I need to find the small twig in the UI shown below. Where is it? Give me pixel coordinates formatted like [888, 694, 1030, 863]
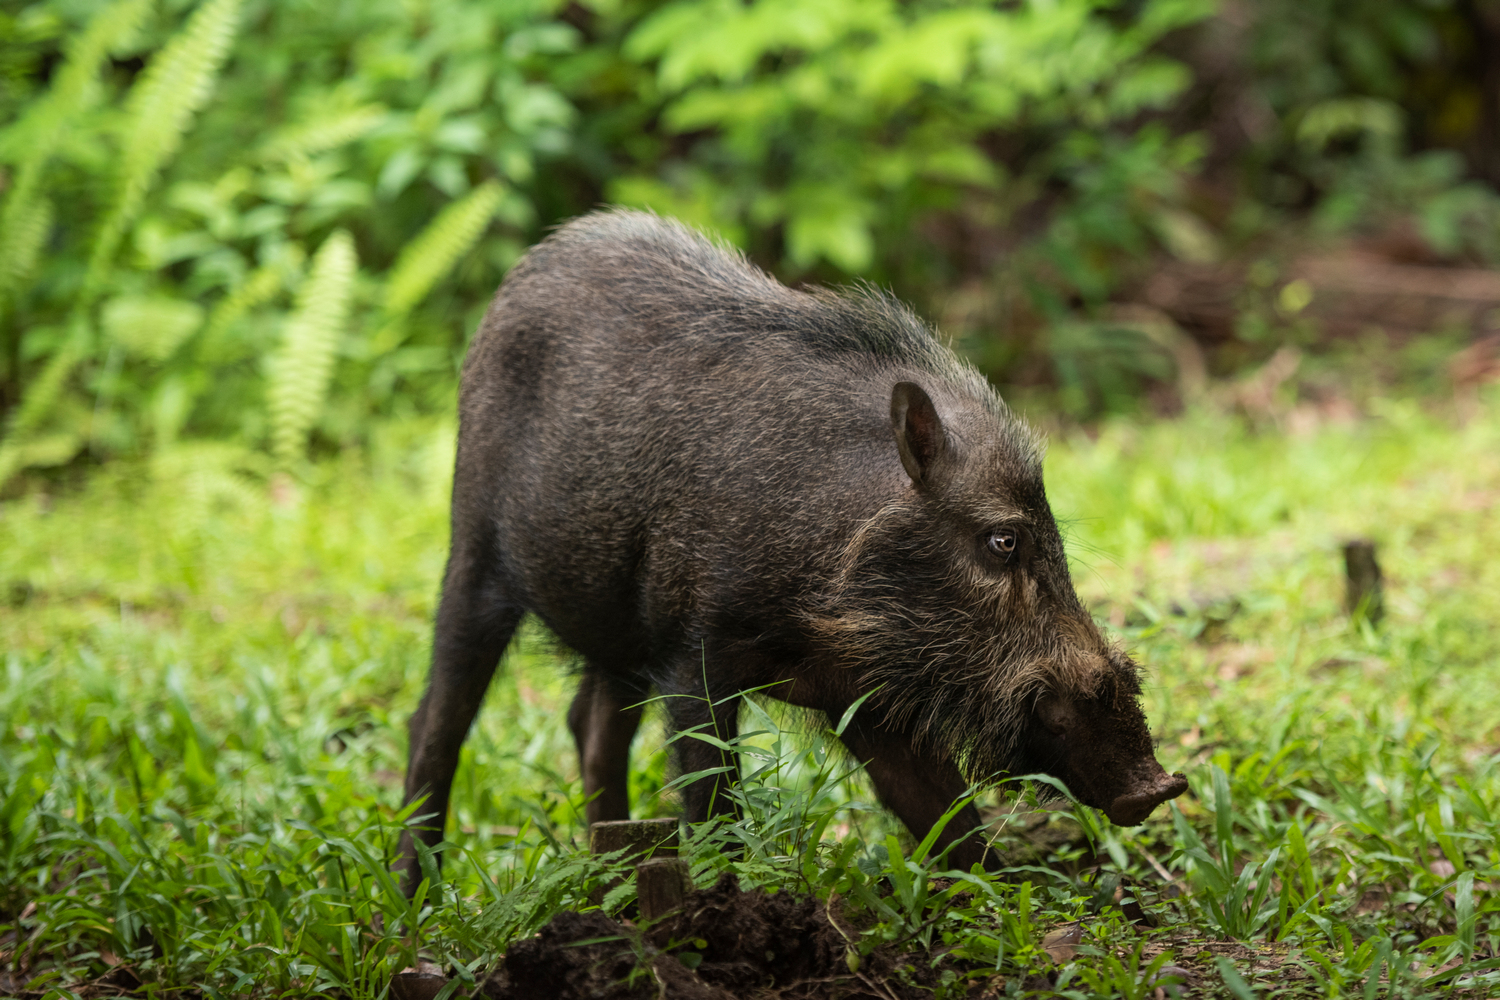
[1138, 843, 1187, 896]
[857, 968, 903, 1000]
[822, 896, 900, 1000]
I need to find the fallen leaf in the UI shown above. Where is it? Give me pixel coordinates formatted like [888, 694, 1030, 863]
[1042, 923, 1083, 964]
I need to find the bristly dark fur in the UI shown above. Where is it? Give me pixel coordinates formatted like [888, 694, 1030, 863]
[512, 210, 1041, 453]
[397, 209, 1183, 885]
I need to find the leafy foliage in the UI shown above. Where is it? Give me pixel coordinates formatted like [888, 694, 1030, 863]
[609, 0, 1212, 286]
[0, 0, 570, 480]
[3, 0, 1499, 476]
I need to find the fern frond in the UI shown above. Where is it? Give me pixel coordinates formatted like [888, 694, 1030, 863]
[0, 196, 52, 315]
[259, 104, 389, 163]
[83, 0, 245, 305]
[382, 180, 504, 319]
[198, 254, 298, 358]
[0, 0, 152, 164]
[267, 230, 357, 467]
[0, 316, 92, 485]
[150, 441, 265, 515]
[0, 0, 150, 314]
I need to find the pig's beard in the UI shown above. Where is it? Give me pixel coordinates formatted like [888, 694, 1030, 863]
[802, 503, 1124, 785]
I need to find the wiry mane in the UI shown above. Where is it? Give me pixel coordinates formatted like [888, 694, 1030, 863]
[524, 209, 1041, 464]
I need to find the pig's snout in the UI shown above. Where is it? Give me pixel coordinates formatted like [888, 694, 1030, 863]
[1105, 768, 1189, 826]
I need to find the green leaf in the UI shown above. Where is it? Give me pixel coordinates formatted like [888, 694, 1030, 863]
[101, 296, 205, 362]
[1215, 956, 1259, 1000]
[1212, 765, 1234, 864]
[832, 686, 881, 738]
[784, 188, 873, 273]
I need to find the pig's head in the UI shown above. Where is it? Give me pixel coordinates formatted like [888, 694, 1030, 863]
[807, 378, 1187, 825]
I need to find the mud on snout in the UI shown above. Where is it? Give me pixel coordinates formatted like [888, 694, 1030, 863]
[1021, 666, 1188, 825]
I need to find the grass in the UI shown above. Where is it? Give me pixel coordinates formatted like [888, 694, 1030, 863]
[2, 390, 1499, 998]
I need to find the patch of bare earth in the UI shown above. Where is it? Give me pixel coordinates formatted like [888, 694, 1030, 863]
[479, 874, 1052, 1000]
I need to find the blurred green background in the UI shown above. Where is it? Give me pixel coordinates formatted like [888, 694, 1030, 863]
[4, 0, 1500, 482]
[7, 3, 1500, 994]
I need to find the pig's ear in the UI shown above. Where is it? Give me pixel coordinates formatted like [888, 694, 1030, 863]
[890, 381, 948, 487]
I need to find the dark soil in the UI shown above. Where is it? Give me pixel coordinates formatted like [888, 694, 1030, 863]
[480, 874, 1045, 1000]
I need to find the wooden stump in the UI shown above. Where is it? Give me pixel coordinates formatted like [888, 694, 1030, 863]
[588, 818, 679, 860]
[636, 857, 692, 921]
[588, 818, 681, 908]
[1343, 539, 1384, 624]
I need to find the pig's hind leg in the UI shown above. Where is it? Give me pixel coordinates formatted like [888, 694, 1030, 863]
[398, 529, 522, 893]
[568, 669, 646, 826]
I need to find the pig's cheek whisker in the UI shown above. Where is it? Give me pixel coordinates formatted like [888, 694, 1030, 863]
[1020, 575, 1041, 610]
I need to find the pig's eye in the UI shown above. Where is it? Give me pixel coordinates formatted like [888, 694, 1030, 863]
[986, 530, 1018, 558]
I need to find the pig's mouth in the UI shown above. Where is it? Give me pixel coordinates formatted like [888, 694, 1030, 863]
[1100, 768, 1189, 826]
[1012, 692, 1190, 827]
[1009, 739, 1190, 827]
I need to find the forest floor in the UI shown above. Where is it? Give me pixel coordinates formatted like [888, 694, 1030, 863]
[3, 380, 1500, 998]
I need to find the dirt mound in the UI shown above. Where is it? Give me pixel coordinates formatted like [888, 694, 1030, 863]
[659, 872, 851, 993]
[487, 909, 644, 999]
[481, 874, 1024, 999]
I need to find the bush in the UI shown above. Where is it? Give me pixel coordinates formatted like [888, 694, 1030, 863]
[0, 0, 574, 480]
[3, 0, 1499, 480]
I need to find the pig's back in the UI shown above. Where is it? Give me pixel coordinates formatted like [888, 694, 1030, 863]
[456, 211, 996, 669]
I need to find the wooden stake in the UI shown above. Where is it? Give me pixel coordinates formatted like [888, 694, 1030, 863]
[588, 818, 679, 860]
[636, 857, 691, 921]
[1343, 539, 1383, 625]
[587, 818, 681, 909]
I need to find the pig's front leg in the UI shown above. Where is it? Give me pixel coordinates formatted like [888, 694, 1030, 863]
[837, 724, 993, 871]
[662, 659, 743, 825]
